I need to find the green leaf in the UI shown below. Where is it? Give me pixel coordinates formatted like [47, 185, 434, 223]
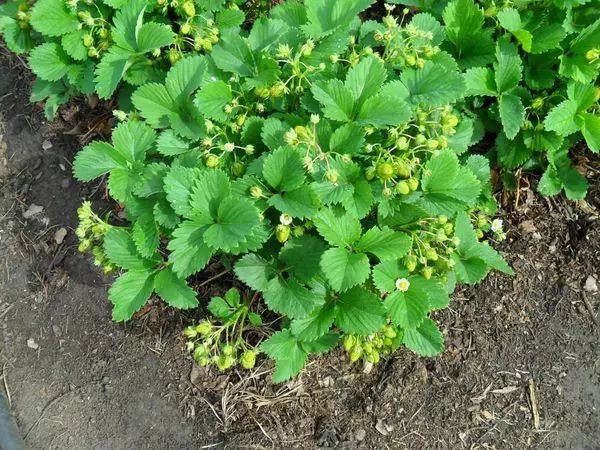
[208, 296, 234, 320]
[167, 219, 213, 278]
[73, 141, 126, 181]
[400, 62, 465, 107]
[494, 39, 522, 93]
[248, 17, 289, 52]
[30, 0, 78, 37]
[194, 80, 233, 123]
[544, 100, 579, 136]
[164, 166, 200, 218]
[61, 30, 88, 61]
[132, 209, 160, 258]
[189, 170, 231, 218]
[498, 93, 525, 140]
[165, 55, 208, 102]
[357, 94, 411, 127]
[328, 123, 365, 155]
[211, 33, 255, 77]
[579, 113, 600, 153]
[234, 253, 275, 291]
[334, 287, 386, 335]
[203, 198, 261, 251]
[320, 247, 370, 291]
[154, 267, 198, 309]
[402, 318, 443, 356]
[264, 277, 323, 319]
[29, 43, 73, 82]
[464, 67, 497, 96]
[384, 288, 429, 328]
[268, 185, 320, 219]
[345, 56, 386, 105]
[111, 120, 156, 162]
[355, 227, 411, 261]
[131, 82, 175, 127]
[135, 22, 174, 53]
[372, 259, 407, 293]
[156, 130, 190, 156]
[303, 0, 373, 38]
[290, 303, 337, 341]
[314, 208, 362, 247]
[311, 79, 355, 122]
[109, 270, 155, 322]
[104, 228, 156, 270]
[530, 23, 565, 54]
[94, 49, 130, 100]
[261, 118, 289, 150]
[260, 329, 308, 383]
[262, 146, 306, 191]
[279, 235, 326, 282]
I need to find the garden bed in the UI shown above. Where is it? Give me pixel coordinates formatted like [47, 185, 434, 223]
[1, 49, 599, 448]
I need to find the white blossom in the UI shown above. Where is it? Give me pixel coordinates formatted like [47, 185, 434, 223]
[280, 214, 293, 226]
[395, 278, 410, 292]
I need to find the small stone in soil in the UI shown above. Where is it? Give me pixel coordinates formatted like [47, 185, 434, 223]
[61, 178, 70, 188]
[355, 429, 366, 441]
[584, 275, 598, 292]
[27, 338, 39, 350]
[22, 204, 43, 219]
[54, 227, 67, 245]
[42, 140, 53, 151]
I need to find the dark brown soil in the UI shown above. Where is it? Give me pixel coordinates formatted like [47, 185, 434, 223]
[1, 50, 599, 449]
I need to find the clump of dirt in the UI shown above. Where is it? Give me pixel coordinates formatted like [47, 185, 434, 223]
[0, 46, 599, 449]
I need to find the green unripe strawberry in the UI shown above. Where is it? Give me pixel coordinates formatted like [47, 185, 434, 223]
[343, 335, 356, 351]
[82, 34, 94, 47]
[395, 181, 410, 195]
[181, 1, 196, 17]
[205, 154, 219, 168]
[276, 224, 291, 243]
[585, 48, 600, 61]
[405, 54, 416, 66]
[195, 321, 212, 335]
[349, 348, 362, 362]
[325, 169, 339, 183]
[382, 187, 393, 197]
[222, 344, 234, 356]
[531, 97, 544, 109]
[427, 139, 439, 149]
[78, 239, 92, 252]
[363, 342, 373, 354]
[425, 248, 438, 261]
[193, 345, 208, 360]
[476, 215, 487, 228]
[444, 223, 454, 234]
[475, 229, 484, 239]
[415, 134, 426, 145]
[249, 185, 263, 198]
[232, 161, 245, 177]
[168, 48, 182, 65]
[407, 178, 419, 191]
[394, 162, 410, 178]
[87, 47, 99, 58]
[180, 22, 192, 35]
[383, 337, 393, 347]
[405, 254, 417, 272]
[98, 28, 108, 39]
[395, 136, 409, 150]
[377, 163, 395, 180]
[422, 266, 433, 280]
[383, 327, 397, 338]
[436, 230, 447, 242]
[438, 215, 448, 224]
[240, 350, 256, 369]
[183, 326, 198, 338]
[365, 166, 376, 180]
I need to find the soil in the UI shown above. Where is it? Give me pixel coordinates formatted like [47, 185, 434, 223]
[1, 49, 599, 450]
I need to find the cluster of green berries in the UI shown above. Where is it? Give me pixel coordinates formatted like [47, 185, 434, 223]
[75, 201, 114, 273]
[372, 8, 440, 68]
[77, 8, 112, 58]
[404, 215, 459, 280]
[13, 2, 31, 30]
[184, 321, 260, 371]
[343, 323, 403, 365]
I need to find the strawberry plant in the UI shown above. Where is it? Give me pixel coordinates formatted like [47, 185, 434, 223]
[65, 0, 513, 382]
[0, 0, 245, 118]
[411, 0, 600, 199]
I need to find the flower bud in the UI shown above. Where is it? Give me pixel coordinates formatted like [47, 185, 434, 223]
[275, 224, 291, 243]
